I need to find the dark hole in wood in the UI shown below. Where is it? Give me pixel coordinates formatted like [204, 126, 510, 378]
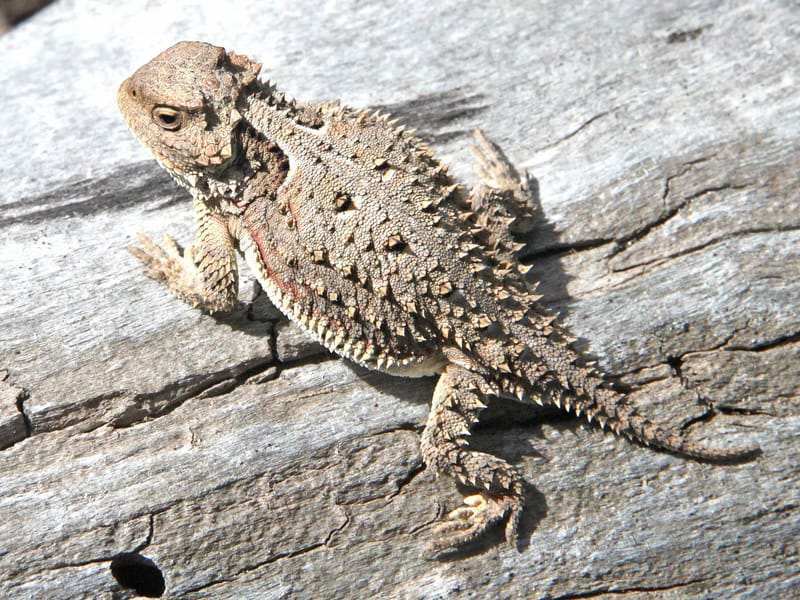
[110, 552, 165, 598]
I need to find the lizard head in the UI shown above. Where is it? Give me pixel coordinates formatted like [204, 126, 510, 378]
[118, 41, 261, 186]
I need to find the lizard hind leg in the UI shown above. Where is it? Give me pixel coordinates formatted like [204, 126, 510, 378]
[421, 362, 524, 555]
[470, 129, 525, 194]
[468, 128, 539, 243]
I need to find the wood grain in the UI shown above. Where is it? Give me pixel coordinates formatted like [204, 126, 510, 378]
[0, 1, 797, 598]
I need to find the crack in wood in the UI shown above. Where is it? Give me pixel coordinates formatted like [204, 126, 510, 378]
[180, 506, 351, 595]
[726, 330, 800, 353]
[533, 110, 613, 154]
[0, 371, 31, 451]
[608, 178, 750, 271]
[551, 576, 709, 599]
[609, 223, 797, 274]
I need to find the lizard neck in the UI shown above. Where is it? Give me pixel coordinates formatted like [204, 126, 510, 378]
[187, 81, 319, 215]
[186, 120, 290, 216]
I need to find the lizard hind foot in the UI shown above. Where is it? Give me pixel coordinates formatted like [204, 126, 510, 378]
[470, 129, 522, 192]
[428, 492, 523, 556]
[468, 129, 538, 240]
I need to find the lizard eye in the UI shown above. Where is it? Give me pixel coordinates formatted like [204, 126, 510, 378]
[152, 106, 183, 131]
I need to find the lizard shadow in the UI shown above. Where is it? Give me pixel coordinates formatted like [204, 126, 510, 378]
[516, 173, 576, 333]
[348, 362, 437, 412]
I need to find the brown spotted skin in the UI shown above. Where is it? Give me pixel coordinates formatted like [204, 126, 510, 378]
[119, 41, 760, 554]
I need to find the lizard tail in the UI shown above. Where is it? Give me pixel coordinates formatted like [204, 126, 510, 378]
[503, 352, 759, 461]
[503, 320, 760, 462]
[582, 386, 761, 462]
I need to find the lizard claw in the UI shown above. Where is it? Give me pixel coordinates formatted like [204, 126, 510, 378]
[128, 232, 237, 313]
[159, 233, 184, 259]
[468, 130, 538, 238]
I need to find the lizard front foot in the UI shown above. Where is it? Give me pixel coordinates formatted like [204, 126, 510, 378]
[129, 232, 191, 285]
[128, 232, 235, 313]
[428, 492, 522, 556]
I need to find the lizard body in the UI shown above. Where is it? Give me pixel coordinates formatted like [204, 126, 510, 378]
[118, 42, 758, 553]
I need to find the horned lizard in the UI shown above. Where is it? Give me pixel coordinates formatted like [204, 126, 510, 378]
[118, 41, 759, 554]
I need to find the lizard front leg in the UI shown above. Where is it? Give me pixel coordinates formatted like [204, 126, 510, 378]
[129, 198, 239, 313]
[422, 359, 524, 555]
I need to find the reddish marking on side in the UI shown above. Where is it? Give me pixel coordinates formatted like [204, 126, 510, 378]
[249, 228, 303, 298]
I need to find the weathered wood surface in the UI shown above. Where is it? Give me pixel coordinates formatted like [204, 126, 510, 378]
[1, 1, 798, 598]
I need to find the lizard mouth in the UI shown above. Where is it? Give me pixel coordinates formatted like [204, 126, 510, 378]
[208, 132, 242, 174]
